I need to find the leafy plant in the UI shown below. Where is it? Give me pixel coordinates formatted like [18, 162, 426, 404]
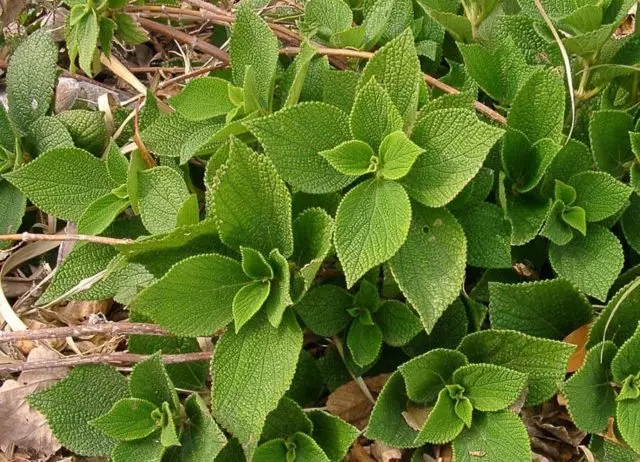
[2, 0, 640, 460]
[64, 0, 148, 75]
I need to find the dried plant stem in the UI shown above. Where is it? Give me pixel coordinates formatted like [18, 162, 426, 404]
[0, 351, 212, 373]
[0, 322, 173, 343]
[0, 232, 132, 246]
[138, 17, 229, 64]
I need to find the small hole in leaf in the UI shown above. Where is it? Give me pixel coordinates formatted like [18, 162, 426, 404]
[422, 225, 430, 234]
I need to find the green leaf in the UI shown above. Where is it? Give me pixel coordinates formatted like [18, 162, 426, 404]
[455, 397, 473, 427]
[28, 365, 129, 456]
[366, 372, 419, 447]
[159, 401, 181, 448]
[294, 285, 352, 336]
[98, 16, 116, 56]
[589, 110, 635, 178]
[416, 388, 464, 444]
[305, 0, 352, 36]
[28, 116, 75, 155]
[456, 202, 512, 269]
[261, 397, 312, 442]
[91, 398, 158, 441]
[169, 77, 236, 121]
[7, 30, 58, 133]
[398, 349, 468, 404]
[353, 279, 379, 312]
[111, 436, 165, 462]
[141, 113, 217, 159]
[213, 139, 293, 257]
[179, 394, 227, 461]
[362, 0, 395, 49]
[347, 318, 383, 367]
[502, 130, 561, 193]
[284, 41, 317, 108]
[322, 69, 360, 113]
[389, 205, 466, 332]
[541, 200, 575, 246]
[563, 342, 618, 433]
[233, 280, 270, 332]
[458, 330, 574, 405]
[308, 410, 359, 461]
[612, 323, 640, 384]
[378, 130, 424, 180]
[211, 311, 302, 445]
[588, 279, 640, 348]
[56, 109, 109, 155]
[568, 171, 632, 222]
[508, 69, 565, 143]
[402, 109, 504, 207]
[131, 254, 250, 336]
[320, 140, 377, 176]
[287, 350, 325, 406]
[129, 352, 179, 410]
[505, 194, 551, 245]
[427, 10, 473, 42]
[113, 13, 148, 44]
[77, 193, 130, 236]
[106, 143, 129, 185]
[374, 300, 422, 346]
[350, 78, 403, 151]
[230, 4, 279, 108]
[0, 105, 15, 153]
[37, 242, 116, 305]
[358, 29, 422, 123]
[453, 364, 526, 411]
[3, 147, 116, 222]
[241, 247, 273, 281]
[127, 151, 146, 214]
[247, 102, 354, 193]
[137, 167, 190, 235]
[290, 432, 331, 461]
[458, 38, 532, 105]
[622, 194, 640, 254]
[617, 398, 640, 454]
[562, 23, 615, 58]
[335, 178, 411, 287]
[263, 249, 293, 328]
[489, 279, 593, 340]
[291, 207, 334, 296]
[452, 411, 531, 462]
[540, 139, 594, 198]
[0, 182, 25, 248]
[76, 9, 99, 76]
[549, 225, 624, 301]
[252, 439, 288, 460]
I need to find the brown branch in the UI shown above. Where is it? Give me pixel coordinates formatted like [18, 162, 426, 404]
[423, 74, 507, 125]
[138, 17, 229, 64]
[0, 351, 212, 373]
[0, 322, 172, 343]
[0, 232, 133, 246]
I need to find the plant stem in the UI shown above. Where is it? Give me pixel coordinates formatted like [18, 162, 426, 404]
[0, 232, 133, 246]
[137, 17, 229, 64]
[0, 322, 173, 343]
[0, 351, 212, 373]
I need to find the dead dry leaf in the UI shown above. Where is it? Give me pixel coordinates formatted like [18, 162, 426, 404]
[563, 323, 591, 372]
[370, 442, 402, 462]
[326, 374, 390, 429]
[402, 402, 430, 431]
[0, 347, 68, 457]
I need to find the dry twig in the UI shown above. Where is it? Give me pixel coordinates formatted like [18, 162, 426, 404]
[0, 351, 212, 373]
